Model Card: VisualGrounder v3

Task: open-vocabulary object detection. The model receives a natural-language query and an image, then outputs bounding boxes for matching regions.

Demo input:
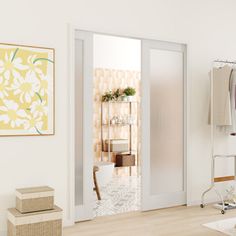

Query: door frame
[67,23,190,226]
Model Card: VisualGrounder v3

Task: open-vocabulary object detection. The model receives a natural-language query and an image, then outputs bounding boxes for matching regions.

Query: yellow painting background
[0,46,50,131]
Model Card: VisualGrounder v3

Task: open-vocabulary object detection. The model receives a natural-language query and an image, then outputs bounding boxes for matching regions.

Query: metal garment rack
[200,60,236,214]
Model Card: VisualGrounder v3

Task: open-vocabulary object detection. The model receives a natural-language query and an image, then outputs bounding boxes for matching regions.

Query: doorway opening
[73,29,187,222]
[93,34,141,217]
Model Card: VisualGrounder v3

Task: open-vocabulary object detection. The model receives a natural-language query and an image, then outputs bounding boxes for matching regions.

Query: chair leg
[93,171,101,200]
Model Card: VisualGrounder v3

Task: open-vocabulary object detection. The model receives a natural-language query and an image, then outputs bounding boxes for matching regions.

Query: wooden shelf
[214,176,235,182]
[101,150,137,153]
[102,123,135,127]
[102,101,137,104]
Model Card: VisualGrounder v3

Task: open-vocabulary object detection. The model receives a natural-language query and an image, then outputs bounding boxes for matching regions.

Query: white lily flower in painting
[0,76,9,98]
[0,49,27,80]
[38,73,52,96]
[10,71,40,103]
[30,100,48,117]
[25,55,43,76]
[0,99,27,128]
[23,113,43,134]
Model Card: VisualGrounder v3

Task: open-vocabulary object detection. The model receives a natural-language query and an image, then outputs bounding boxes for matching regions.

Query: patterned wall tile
[93,68,141,164]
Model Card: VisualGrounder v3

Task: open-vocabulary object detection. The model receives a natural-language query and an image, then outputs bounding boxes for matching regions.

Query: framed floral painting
[0,43,54,136]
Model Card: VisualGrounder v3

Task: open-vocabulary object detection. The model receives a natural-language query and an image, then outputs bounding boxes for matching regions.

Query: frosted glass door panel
[150,49,184,195]
[74,30,93,221]
[75,38,83,205]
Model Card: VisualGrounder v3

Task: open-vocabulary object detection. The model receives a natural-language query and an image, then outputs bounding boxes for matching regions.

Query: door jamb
[67,23,189,226]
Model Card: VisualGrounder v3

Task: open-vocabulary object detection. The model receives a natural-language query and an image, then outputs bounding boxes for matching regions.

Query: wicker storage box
[7,205,62,236]
[16,186,54,213]
[116,154,135,167]
[104,139,129,152]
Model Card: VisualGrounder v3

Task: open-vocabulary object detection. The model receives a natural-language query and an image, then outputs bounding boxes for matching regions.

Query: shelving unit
[101,101,139,175]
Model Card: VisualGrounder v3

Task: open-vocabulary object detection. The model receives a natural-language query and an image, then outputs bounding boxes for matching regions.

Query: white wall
[94,34,141,70]
[1,0,236,235]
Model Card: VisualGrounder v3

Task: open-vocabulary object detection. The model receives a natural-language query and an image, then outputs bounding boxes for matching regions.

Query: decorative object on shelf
[123,87,136,102]
[101,89,123,102]
[102,87,136,102]
[102,90,114,102]
[0,43,55,136]
[113,89,122,101]
[127,115,135,125]
[120,94,127,101]
[108,115,135,126]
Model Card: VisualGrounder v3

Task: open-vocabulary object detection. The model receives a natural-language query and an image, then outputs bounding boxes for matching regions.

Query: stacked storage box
[115,154,135,167]
[104,139,129,152]
[16,186,54,213]
[7,186,62,236]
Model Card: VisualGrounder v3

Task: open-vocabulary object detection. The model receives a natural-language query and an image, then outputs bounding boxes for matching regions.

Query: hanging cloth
[209,65,233,126]
[229,69,236,135]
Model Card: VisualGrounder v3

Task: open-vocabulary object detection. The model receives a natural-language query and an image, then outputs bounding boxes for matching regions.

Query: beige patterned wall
[93,68,141,164]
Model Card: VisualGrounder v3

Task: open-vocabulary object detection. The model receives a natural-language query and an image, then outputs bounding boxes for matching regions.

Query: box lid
[16,186,54,199]
[8,205,62,225]
[105,139,128,144]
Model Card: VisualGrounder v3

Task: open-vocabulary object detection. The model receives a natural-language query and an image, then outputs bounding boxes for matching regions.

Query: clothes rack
[200,60,236,214]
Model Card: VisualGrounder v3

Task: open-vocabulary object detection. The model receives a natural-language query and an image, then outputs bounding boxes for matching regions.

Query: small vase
[121,95,127,101]
[126,96,134,102]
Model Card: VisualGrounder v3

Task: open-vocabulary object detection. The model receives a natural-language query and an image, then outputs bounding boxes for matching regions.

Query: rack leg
[201,184,214,208]
[214,187,225,214]
[200,185,226,214]
[200,157,216,209]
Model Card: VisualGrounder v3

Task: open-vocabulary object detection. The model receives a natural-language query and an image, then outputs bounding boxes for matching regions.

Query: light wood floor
[64,205,236,236]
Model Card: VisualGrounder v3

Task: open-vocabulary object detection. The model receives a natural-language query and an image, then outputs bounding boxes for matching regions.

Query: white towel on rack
[210,65,233,126]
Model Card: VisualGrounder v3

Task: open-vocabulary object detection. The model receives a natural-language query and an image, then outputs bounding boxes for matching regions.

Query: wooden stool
[93,166,101,200]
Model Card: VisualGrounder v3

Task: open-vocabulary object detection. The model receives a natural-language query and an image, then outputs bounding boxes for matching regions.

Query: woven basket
[116,154,135,167]
[104,139,129,152]
[16,186,54,213]
[7,205,62,236]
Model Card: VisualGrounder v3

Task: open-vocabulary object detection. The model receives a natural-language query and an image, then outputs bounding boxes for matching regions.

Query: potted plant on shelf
[102,91,114,102]
[123,87,136,102]
[113,89,122,101]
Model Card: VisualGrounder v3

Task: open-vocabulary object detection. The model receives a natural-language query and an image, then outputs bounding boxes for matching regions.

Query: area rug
[93,175,141,217]
[204,218,236,235]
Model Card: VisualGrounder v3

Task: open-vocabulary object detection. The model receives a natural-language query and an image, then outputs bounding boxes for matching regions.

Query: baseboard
[63,219,74,227]
[187,197,218,207]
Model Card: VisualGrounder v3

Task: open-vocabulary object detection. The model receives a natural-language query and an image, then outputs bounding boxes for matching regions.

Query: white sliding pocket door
[74,30,93,221]
[141,40,186,211]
